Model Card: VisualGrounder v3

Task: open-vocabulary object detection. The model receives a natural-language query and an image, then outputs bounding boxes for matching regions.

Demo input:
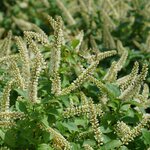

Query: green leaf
[142,129,150,145]
[37,144,53,150]
[15,101,27,113]
[4,130,17,147]
[15,89,28,99]
[100,126,113,134]
[41,115,49,128]
[62,122,79,132]
[83,139,96,146]
[0,129,5,140]
[105,83,121,97]
[74,118,87,128]
[120,104,130,112]
[71,39,79,49]
[56,122,66,133]
[43,132,52,142]
[101,140,122,150]
[122,100,142,107]
[71,143,81,150]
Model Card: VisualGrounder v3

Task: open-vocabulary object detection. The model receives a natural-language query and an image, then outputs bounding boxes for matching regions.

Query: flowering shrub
[0,0,150,150]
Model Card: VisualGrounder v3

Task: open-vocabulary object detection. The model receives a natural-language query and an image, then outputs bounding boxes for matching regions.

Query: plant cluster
[0,0,150,150]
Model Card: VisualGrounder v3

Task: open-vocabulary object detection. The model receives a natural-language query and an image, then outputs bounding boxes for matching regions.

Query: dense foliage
[0,0,150,150]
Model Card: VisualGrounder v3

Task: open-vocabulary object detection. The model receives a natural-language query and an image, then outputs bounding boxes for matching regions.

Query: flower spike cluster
[0,13,149,149]
[58,50,116,96]
[116,114,150,145]
[27,40,46,103]
[0,79,25,127]
[47,17,117,96]
[63,93,104,146]
[119,63,148,100]
[88,99,103,146]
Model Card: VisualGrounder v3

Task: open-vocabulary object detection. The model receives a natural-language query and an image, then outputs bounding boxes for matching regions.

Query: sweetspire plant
[0,16,149,150]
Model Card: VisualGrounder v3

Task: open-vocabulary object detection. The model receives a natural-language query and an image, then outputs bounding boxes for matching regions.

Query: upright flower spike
[135,83,150,108]
[9,60,25,90]
[103,43,128,82]
[78,0,91,26]
[98,94,108,105]
[56,0,76,25]
[78,0,88,13]
[0,80,15,112]
[106,0,119,18]
[88,99,103,146]
[114,1,131,19]
[103,61,117,82]
[13,17,48,38]
[48,16,63,95]
[28,41,46,103]
[142,83,149,99]
[15,36,30,88]
[119,63,148,100]
[49,16,63,74]
[134,33,150,52]
[47,16,56,29]
[101,10,116,29]
[0,31,12,57]
[24,30,46,103]
[51,71,61,95]
[75,30,84,52]
[117,61,139,91]
[117,40,125,55]
[80,91,88,105]
[102,24,116,49]
[116,46,128,72]
[90,35,100,54]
